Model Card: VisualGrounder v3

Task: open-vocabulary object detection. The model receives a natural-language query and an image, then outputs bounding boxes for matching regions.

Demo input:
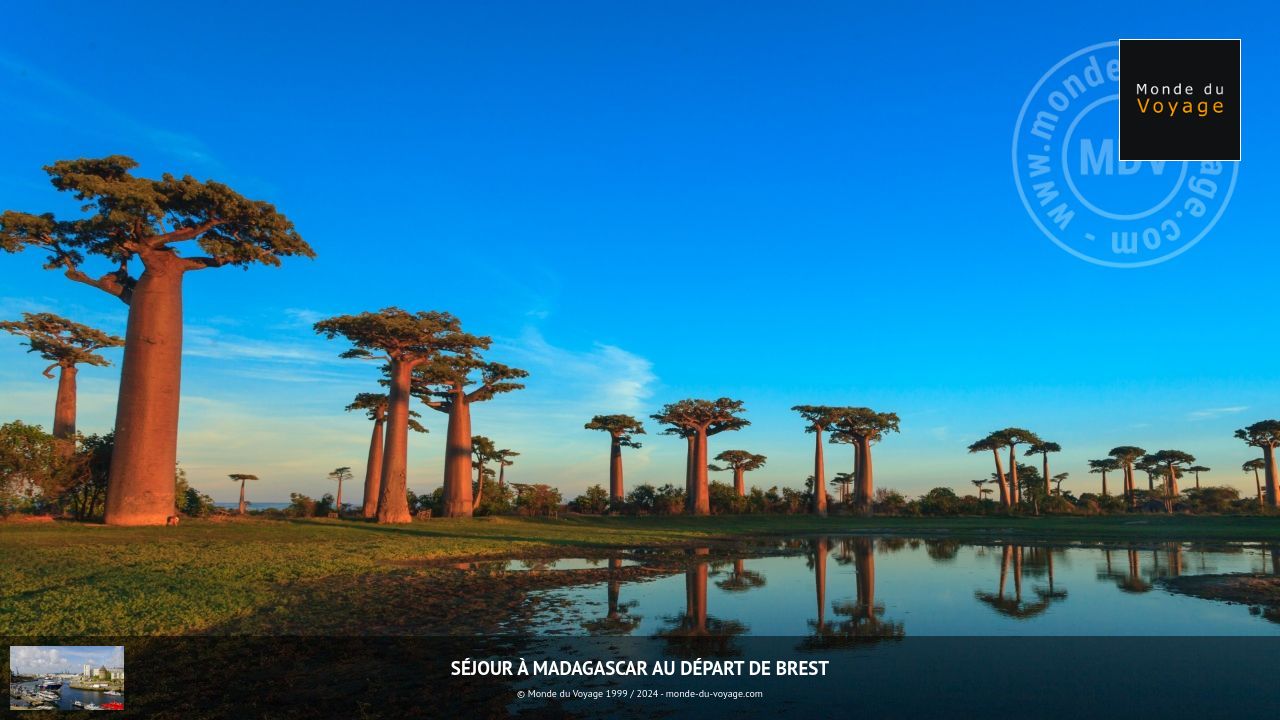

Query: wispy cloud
[495,327,656,415]
[183,325,337,365]
[1186,406,1248,421]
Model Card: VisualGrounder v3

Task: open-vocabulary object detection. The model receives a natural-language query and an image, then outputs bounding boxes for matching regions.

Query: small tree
[494,448,519,492]
[229,473,258,515]
[470,435,500,511]
[1185,465,1210,490]
[585,414,645,505]
[969,434,1010,507]
[328,466,353,514]
[1235,421,1280,508]
[572,484,610,514]
[708,450,767,498]
[1243,458,1265,509]
[0,312,122,448]
[1088,458,1120,497]
[2,157,312,525]
[1025,440,1061,495]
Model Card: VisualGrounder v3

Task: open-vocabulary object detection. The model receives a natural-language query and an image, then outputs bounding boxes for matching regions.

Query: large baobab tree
[328,466,353,513]
[1235,420,1280,508]
[1025,440,1061,495]
[997,428,1041,506]
[1186,465,1210,490]
[417,354,528,517]
[792,406,845,516]
[585,414,645,504]
[0,312,122,449]
[1,157,312,525]
[652,398,749,515]
[1243,458,1265,509]
[1088,458,1120,497]
[345,392,426,518]
[830,407,900,512]
[316,309,478,523]
[709,450,767,497]
[968,434,1010,507]
[1108,446,1146,508]
[1147,450,1195,506]
[230,473,258,515]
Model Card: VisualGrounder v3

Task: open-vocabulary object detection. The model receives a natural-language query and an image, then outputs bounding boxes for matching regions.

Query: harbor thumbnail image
[9,646,124,711]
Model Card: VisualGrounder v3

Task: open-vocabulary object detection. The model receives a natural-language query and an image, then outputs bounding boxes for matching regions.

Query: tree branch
[145,219,223,248]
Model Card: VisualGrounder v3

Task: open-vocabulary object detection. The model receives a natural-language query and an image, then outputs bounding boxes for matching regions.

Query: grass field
[2,513,1278,636]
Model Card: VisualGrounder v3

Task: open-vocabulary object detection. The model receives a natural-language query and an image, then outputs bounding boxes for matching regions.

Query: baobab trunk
[812,429,827,516]
[609,435,624,504]
[1255,468,1263,509]
[855,538,875,618]
[442,389,474,517]
[361,408,386,519]
[1167,466,1179,498]
[104,264,184,526]
[473,461,484,511]
[375,361,414,523]
[857,435,874,512]
[1042,454,1051,495]
[52,363,77,455]
[733,467,745,497]
[814,537,828,630]
[1101,470,1108,497]
[498,464,506,493]
[237,478,246,515]
[684,434,695,507]
[990,448,1009,507]
[689,431,710,515]
[1264,445,1279,509]
[335,478,343,513]
[1007,447,1020,505]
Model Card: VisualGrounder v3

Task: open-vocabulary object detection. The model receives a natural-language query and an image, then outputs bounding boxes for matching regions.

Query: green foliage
[585,414,646,448]
[708,449,767,473]
[0,420,73,514]
[0,312,122,371]
[346,391,427,433]
[624,483,685,515]
[791,405,844,431]
[707,480,746,514]
[1183,486,1240,513]
[651,398,749,435]
[512,483,562,516]
[918,487,960,515]
[570,484,610,514]
[1235,420,1280,449]
[316,308,478,366]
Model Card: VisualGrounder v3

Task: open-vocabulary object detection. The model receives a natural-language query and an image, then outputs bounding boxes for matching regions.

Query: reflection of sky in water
[527,539,1280,637]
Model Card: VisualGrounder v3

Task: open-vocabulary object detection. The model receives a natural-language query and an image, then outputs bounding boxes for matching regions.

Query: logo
[1012,42,1238,268]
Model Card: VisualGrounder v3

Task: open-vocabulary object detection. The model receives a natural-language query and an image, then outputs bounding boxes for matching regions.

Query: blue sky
[1,2,1276,502]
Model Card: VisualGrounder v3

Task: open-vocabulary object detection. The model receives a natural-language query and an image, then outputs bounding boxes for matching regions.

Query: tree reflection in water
[974,545,1051,618]
[580,557,641,635]
[660,548,746,656]
[801,537,904,649]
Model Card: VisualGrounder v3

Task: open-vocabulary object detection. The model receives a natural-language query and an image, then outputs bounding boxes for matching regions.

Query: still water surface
[515,537,1280,636]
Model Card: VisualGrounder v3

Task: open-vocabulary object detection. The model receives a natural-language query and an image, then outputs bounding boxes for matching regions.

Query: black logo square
[1119,39,1240,161]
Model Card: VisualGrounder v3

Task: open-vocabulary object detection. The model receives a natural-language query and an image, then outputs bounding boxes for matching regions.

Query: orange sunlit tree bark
[345,392,427,518]
[1235,420,1280,509]
[792,406,844,516]
[585,414,645,505]
[968,434,1010,508]
[1108,446,1146,509]
[1026,440,1061,495]
[831,407,900,513]
[708,450,767,498]
[316,309,479,523]
[652,399,749,515]
[230,473,258,515]
[1088,458,1120,497]
[1,157,313,525]
[0,312,122,452]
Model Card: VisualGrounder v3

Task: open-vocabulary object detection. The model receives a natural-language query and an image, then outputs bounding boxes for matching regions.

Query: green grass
[2,513,1277,636]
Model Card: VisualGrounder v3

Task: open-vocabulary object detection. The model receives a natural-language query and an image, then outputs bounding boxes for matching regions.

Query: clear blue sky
[1,2,1275,502]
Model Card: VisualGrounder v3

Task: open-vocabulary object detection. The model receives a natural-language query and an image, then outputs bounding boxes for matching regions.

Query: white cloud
[1186,406,1248,421]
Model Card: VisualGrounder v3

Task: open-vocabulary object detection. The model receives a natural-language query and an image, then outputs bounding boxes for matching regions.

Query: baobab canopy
[0,312,122,373]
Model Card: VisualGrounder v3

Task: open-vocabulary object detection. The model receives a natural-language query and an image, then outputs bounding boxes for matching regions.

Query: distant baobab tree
[1108,446,1147,508]
[1,156,313,525]
[834,472,857,504]
[470,435,501,510]
[315,309,479,523]
[0,312,122,450]
[1052,472,1068,494]
[585,414,645,504]
[230,473,258,515]
[1235,420,1280,508]
[1088,458,1120,497]
[968,434,1010,507]
[1186,465,1210,490]
[969,479,987,499]
[494,448,519,492]
[792,406,845,516]
[652,399,749,515]
[997,428,1041,506]
[1147,450,1195,507]
[345,392,426,518]
[830,407,900,512]
[1025,440,1061,495]
[1243,458,1265,509]
[417,353,527,517]
[328,466,353,514]
[709,450,767,497]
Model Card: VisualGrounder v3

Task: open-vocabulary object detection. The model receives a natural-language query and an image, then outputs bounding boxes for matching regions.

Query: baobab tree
[1235,420,1280,508]
[494,448,519,492]
[0,312,122,450]
[1088,458,1120,497]
[709,450,767,497]
[997,428,1041,506]
[1,157,312,525]
[328,466,353,514]
[1147,450,1195,506]
[585,414,645,504]
[1025,440,1061,495]
[470,435,503,510]
[830,407,900,512]
[345,392,426,518]
[1109,446,1147,508]
[1244,458,1265,509]
[835,472,857,504]
[316,309,480,523]
[1052,472,1069,494]
[652,398,749,515]
[968,434,1010,507]
[791,406,845,516]
[417,354,528,517]
[970,479,987,499]
[1186,465,1210,490]
[230,473,258,515]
